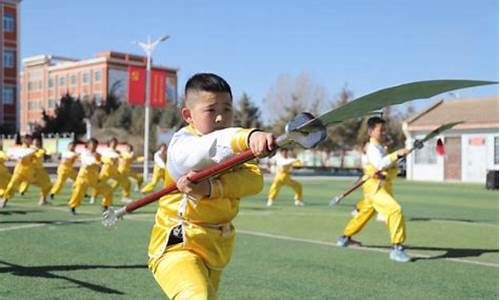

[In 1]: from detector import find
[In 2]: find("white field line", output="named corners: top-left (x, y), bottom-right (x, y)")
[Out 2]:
top-left (237, 229), bottom-right (499, 268)
top-left (2, 204), bottom-right (497, 268)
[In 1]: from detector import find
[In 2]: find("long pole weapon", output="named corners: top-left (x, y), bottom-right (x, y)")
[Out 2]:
top-left (102, 80), bottom-right (494, 226)
top-left (329, 121), bottom-right (464, 206)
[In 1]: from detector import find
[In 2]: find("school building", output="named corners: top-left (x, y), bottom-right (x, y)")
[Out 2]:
top-left (20, 51), bottom-right (178, 134)
top-left (0, 0), bottom-right (21, 133)
top-left (404, 95), bottom-right (499, 183)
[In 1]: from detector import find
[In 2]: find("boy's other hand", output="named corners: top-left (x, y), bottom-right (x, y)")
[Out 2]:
top-left (249, 131), bottom-right (276, 158)
top-left (176, 171), bottom-right (211, 199)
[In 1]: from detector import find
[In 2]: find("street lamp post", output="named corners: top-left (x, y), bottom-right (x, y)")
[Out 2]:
top-left (134, 35), bottom-right (169, 181)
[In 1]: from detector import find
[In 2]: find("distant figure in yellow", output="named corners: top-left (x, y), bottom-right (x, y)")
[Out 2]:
top-left (68, 138), bottom-right (113, 215)
top-left (0, 150), bottom-right (12, 196)
top-left (49, 141), bottom-right (79, 200)
top-left (266, 149), bottom-right (304, 207)
top-left (336, 116), bottom-right (411, 262)
top-left (141, 143), bottom-right (167, 193)
top-left (112, 143), bottom-right (144, 200)
top-left (90, 138), bottom-right (131, 203)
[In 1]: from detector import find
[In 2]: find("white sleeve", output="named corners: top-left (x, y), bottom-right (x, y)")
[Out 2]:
top-left (167, 127), bottom-right (243, 181)
top-left (154, 151), bottom-right (166, 169)
top-left (7, 147), bottom-right (36, 160)
top-left (275, 156), bottom-right (296, 167)
top-left (61, 151), bottom-right (77, 160)
top-left (366, 144), bottom-right (393, 170)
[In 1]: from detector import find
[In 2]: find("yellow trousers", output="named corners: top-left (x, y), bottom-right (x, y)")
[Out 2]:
top-left (141, 166), bottom-right (164, 193)
top-left (91, 164), bottom-right (131, 197)
top-left (3, 170), bottom-right (34, 200)
top-left (69, 169), bottom-right (113, 208)
top-left (0, 166), bottom-right (11, 196)
top-left (267, 172), bottom-right (302, 201)
top-left (112, 168), bottom-right (143, 191)
top-left (343, 180), bottom-right (406, 244)
top-left (50, 168), bottom-right (78, 195)
top-left (149, 250), bottom-right (222, 300)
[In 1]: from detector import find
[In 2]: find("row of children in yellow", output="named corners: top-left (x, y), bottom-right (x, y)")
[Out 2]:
top-left (0, 136), bottom-right (169, 215)
top-left (1, 73), bottom-right (412, 299)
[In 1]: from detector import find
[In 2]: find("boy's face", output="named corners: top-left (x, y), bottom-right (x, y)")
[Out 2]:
top-left (88, 142), bottom-right (97, 152)
top-left (369, 123), bottom-right (386, 142)
top-left (182, 91), bottom-right (233, 134)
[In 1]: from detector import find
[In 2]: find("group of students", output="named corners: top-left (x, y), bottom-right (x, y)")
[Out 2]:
top-left (0, 135), bottom-right (170, 215)
top-left (1, 73), bottom-right (412, 299)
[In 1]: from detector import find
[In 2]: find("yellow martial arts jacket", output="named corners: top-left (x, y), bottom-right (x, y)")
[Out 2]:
top-left (58, 150), bottom-right (79, 173)
top-left (148, 125), bottom-right (263, 270)
top-left (0, 151), bottom-right (10, 177)
top-left (274, 154), bottom-right (302, 176)
top-left (362, 138), bottom-right (399, 194)
top-left (117, 151), bottom-right (143, 173)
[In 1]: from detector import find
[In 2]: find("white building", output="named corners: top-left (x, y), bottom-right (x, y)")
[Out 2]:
top-left (404, 95), bottom-right (498, 183)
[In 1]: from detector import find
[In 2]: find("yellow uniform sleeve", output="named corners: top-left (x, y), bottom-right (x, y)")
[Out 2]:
top-left (135, 156), bottom-right (145, 162)
top-left (210, 161), bottom-right (263, 199)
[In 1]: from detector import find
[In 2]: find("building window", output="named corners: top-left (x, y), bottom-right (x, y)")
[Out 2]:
top-left (414, 138), bottom-right (437, 164)
top-left (48, 77), bottom-right (54, 88)
top-left (94, 70), bottom-right (101, 82)
top-left (71, 74), bottom-right (77, 86)
top-left (3, 87), bottom-right (14, 105)
top-left (3, 50), bottom-right (15, 68)
top-left (59, 76), bottom-right (66, 87)
top-left (94, 93), bottom-right (102, 105)
top-left (82, 72), bottom-right (89, 84)
top-left (3, 12), bottom-right (14, 32)
top-left (48, 99), bottom-right (56, 109)
top-left (494, 136), bottom-right (499, 165)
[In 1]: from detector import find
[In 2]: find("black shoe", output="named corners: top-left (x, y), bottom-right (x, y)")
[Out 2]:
top-left (70, 207), bottom-right (77, 216)
top-left (84, 194), bottom-right (89, 198)
top-left (102, 206), bottom-right (109, 212)
top-left (20, 192), bottom-right (25, 196)
top-left (50, 193), bottom-right (54, 200)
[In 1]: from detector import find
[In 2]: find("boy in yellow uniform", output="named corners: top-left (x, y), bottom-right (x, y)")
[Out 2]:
top-left (49, 142), bottom-right (79, 200)
top-left (0, 150), bottom-right (12, 196)
top-left (29, 137), bottom-right (53, 205)
top-left (141, 143), bottom-right (167, 193)
top-left (113, 143), bottom-right (143, 199)
top-left (148, 73), bottom-right (275, 299)
top-left (336, 116), bottom-right (411, 262)
top-left (68, 138), bottom-right (113, 215)
top-left (266, 148), bottom-right (304, 207)
top-left (91, 138), bottom-right (131, 203)
top-left (0, 135), bottom-right (37, 207)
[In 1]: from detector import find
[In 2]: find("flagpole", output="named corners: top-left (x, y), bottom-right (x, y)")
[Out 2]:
top-left (134, 35), bottom-right (169, 182)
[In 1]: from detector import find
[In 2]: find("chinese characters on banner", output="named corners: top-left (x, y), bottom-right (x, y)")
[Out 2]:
top-left (128, 66), bottom-right (172, 107)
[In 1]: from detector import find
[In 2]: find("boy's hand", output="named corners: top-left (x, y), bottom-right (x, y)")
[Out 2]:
top-left (396, 148), bottom-right (410, 158)
top-left (176, 171), bottom-right (211, 199)
top-left (249, 131), bottom-right (276, 158)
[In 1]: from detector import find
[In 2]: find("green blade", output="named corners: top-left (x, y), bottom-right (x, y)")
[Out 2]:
top-left (295, 80), bottom-right (496, 133)
top-left (420, 121), bottom-right (464, 143)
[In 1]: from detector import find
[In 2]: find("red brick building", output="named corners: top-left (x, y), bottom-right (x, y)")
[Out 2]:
top-left (0, 0), bottom-right (20, 133)
top-left (20, 51), bottom-right (178, 133)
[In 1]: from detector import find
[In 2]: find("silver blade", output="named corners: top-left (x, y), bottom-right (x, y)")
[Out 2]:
top-left (419, 121), bottom-right (464, 143)
top-left (294, 80), bottom-right (496, 133)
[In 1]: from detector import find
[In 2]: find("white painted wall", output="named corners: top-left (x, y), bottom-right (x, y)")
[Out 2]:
top-left (406, 128), bottom-right (498, 183)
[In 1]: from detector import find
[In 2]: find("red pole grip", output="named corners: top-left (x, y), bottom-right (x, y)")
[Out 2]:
top-left (125, 149), bottom-right (256, 213)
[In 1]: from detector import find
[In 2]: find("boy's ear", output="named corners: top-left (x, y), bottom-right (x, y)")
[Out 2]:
top-left (181, 107), bottom-right (193, 123)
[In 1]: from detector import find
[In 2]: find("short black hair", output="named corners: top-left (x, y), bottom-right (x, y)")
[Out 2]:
top-left (88, 138), bottom-right (98, 146)
top-left (108, 138), bottom-right (118, 145)
top-left (184, 73), bottom-right (232, 99)
top-left (367, 116), bottom-right (386, 130)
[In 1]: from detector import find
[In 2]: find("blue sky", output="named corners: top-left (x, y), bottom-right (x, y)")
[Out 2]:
top-left (22, 0), bottom-right (498, 120)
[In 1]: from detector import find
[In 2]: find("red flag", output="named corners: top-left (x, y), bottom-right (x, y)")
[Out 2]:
top-left (150, 69), bottom-right (166, 107)
top-left (128, 66), bottom-right (146, 105)
top-left (436, 138), bottom-right (445, 156)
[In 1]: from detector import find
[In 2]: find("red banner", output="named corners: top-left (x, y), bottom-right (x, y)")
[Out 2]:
top-left (150, 69), bottom-right (166, 107)
top-left (128, 66), bottom-right (146, 105)
top-left (128, 66), bottom-right (167, 107)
